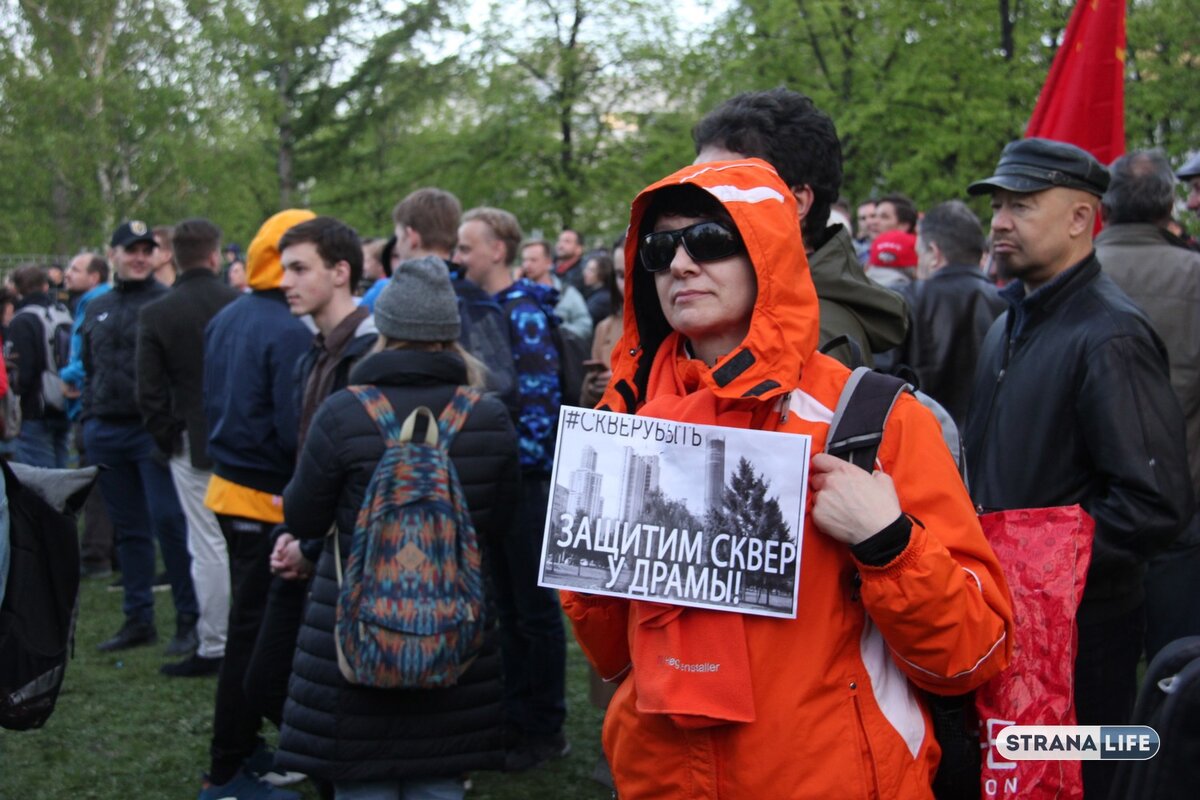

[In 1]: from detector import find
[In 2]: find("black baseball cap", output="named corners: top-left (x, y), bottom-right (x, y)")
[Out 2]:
top-left (110, 220), bottom-right (158, 249)
top-left (968, 138), bottom-right (1110, 198)
top-left (1176, 152), bottom-right (1200, 181)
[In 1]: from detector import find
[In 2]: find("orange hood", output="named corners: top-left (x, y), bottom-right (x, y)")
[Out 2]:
top-left (599, 159), bottom-right (819, 412)
top-left (247, 208), bottom-right (316, 291)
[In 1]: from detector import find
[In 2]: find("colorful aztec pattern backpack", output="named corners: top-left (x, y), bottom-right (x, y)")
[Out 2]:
top-left (334, 384), bottom-right (485, 689)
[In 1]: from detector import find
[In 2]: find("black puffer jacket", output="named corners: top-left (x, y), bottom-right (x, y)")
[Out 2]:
top-left (276, 349), bottom-right (519, 782)
top-left (965, 254), bottom-right (1194, 616)
top-left (80, 277), bottom-right (167, 421)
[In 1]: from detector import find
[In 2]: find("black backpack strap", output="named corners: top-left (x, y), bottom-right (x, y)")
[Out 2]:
top-left (819, 333), bottom-right (866, 369)
top-left (825, 367), bottom-right (910, 471)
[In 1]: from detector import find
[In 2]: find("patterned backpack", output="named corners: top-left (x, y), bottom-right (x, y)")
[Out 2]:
top-left (334, 385), bottom-right (485, 689)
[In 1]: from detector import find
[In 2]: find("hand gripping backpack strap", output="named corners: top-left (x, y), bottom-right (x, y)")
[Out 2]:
top-left (825, 367), bottom-right (909, 469)
top-left (827, 368), bottom-right (983, 800)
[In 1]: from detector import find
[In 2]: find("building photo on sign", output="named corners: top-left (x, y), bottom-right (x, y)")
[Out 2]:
top-left (538, 406), bottom-right (811, 618)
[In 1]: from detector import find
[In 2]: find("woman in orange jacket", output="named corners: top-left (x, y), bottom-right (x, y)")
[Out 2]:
top-left (560, 159), bottom-right (1014, 799)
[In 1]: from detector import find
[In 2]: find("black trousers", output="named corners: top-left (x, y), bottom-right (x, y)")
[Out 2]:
top-left (208, 514), bottom-right (275, 784)
top-left (244, 573), bottom-right (309, 727)
top-left (1074, 602), bottom-right (1145, 798)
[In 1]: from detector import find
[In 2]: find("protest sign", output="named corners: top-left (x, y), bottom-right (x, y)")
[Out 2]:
top-left (538, 406), bottom-right (810, 618)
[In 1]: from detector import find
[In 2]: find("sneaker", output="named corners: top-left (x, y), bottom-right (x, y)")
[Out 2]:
top-left (504, 730), bottom-right (571, 772)
top-left (160, 653), bottom-right (222, 677)
top-left (244, 743), bottom-right (307, 788)
top-left (197, 769), bottom-right (301, 800)
top-left (153, 570), bottom-right (170, 593)
top-left (97, 619), bottom-right (157, 652)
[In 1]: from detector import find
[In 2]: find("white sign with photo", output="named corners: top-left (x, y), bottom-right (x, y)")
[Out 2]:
top-left (538, 406), bottom-right (811, 619)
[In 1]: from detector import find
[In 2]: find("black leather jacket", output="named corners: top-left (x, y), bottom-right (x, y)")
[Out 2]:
top-left (965, 253), bottom-right (1194, 616)
top-left (899, 264), bottom-right (1006, 428)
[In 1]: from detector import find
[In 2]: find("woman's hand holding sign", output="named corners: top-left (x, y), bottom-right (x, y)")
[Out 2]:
top-left (809, 453), bottom-right (902, 545)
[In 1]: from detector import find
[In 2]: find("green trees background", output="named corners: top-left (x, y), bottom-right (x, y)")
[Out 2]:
top-left (2, 0), bottom-right (1197, 256)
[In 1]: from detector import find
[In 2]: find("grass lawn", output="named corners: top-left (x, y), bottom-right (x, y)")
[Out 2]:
top-left (0, 574), bottom-right (614, 800)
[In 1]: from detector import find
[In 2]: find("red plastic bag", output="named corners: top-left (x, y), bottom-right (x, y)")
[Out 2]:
top-left (975, 506), bottom-right (1093, 800)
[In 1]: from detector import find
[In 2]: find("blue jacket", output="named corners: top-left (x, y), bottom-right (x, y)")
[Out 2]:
top-left (60, 282), bottom-right (112, 420)
top-left (203, 289), bottom-right (312, 495)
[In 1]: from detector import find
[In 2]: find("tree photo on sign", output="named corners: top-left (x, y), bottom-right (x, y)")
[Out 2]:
top-left (704, 457), bottom-right (794, 608)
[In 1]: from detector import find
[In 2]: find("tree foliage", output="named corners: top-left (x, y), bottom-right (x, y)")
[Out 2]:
top-left (1, 0), bottom-right (1197, 256)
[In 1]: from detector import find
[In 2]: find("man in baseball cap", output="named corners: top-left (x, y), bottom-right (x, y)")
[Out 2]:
top-left (1176, 151), bottom-right (1200, 219)
top-left (965, 138), bottom-right (1194, 797)
top-left (85, 220), bottom-right (199, 655)
top-left (110, 219), bottom-right (158, 250)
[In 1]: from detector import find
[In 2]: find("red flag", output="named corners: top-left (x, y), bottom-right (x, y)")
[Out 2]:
top-left (1025, 0), bottom-right (1126, 165)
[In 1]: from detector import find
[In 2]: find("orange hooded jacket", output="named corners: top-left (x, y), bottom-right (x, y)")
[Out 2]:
top-left (561, 160), bottom-right (1013, 799)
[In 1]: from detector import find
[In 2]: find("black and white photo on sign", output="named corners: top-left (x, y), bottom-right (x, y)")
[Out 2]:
top-left (539, 406), bottom-right (811, 618)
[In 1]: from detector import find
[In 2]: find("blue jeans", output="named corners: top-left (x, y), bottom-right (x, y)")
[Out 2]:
top-left (15, 416), bottom-right (70, 468)
top-left (83, 418), bottom-right (197, 626)
top-left (490, 474), bottom-right (566, 736)
top-left (334, 778), bottom-right (464, 800)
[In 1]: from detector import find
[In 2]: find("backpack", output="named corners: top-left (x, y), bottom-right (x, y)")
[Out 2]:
top-left (333, 384), bottom-right (486, 689)
top-left (0, 460), bottom-right (98, 730)
top-left (453, 279), bottom-right (518, 414)
top-left (14, 302), bottom-right (73, 412)
top-left (826, 367), bottom-right (980, 800)
top-left (1109, 636), bottom-right (1200, 800)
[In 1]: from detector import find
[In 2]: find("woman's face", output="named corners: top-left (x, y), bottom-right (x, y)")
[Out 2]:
top-left (650, 214), bottom-right (756, 364)
top-left (583, 258), bottom-right (601, 287)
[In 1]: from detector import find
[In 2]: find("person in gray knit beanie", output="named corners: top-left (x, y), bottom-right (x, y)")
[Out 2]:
top-left (373, 255), bottom-right (462, 342)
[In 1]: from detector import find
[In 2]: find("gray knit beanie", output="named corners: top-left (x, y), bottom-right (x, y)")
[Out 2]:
top-left (374, 256), bottom-right (462, 342)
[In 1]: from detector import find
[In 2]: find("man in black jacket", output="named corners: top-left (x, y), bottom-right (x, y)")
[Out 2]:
top-left (137, 218), bottom-right (240, 676)
top-left (964, 138), bottom-right (1194, 797)
top-left (900, 201), bottom-right (1005, 428)
top-left (83, 220), bottom-right (199, 654)
top-left (7, 264), bottom-right (71, 467)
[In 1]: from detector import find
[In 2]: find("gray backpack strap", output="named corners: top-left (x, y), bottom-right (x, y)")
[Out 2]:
top-left (825, 367), bottom-right (910, 471)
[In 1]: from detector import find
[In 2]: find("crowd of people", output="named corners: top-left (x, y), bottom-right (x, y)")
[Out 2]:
top-left (1, 86), bottom-right (1198, 800)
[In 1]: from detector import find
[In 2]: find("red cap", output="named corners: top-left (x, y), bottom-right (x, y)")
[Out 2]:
top-left (869, 230), bottom-right (918, 268)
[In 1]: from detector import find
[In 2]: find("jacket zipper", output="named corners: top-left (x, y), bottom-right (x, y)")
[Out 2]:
top-left (850, 681), bottom-right (882, 799)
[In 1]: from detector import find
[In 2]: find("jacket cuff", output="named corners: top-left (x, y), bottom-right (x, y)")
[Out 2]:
top-left (850, 514), bottom-right (912, 566)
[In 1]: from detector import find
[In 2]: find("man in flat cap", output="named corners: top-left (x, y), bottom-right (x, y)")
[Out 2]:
top-left (1178, 151), bottom-right (1200, 220)
top-left (964, 138), bottom-right (1194, 796)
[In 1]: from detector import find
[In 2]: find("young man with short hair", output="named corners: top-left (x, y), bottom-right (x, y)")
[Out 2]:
top-left (60, 252), bottom-right (114, 578)
top-left (521, 239), bottom-right (592, 341)
top-left (393, 187), bottom-right (517, 411)
top-left (457, 207), bottom-right (569, 770)
top-left (82, 221), bottom-right (199, 654)
top-left (8, 264), bottom-right (72, 467)
top-left (553, 228), bottom-right (586, 292)
top-left (137, 218), bottom-right (241, 677)
top-left (240, 216), bottom-right (377, 758)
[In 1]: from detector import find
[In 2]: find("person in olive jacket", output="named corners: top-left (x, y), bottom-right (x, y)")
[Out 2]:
top-left (275, 257), bottom-right (519, 798)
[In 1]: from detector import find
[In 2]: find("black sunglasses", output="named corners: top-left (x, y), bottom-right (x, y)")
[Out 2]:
top-left (639, 220), bottom-right (744, 273)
